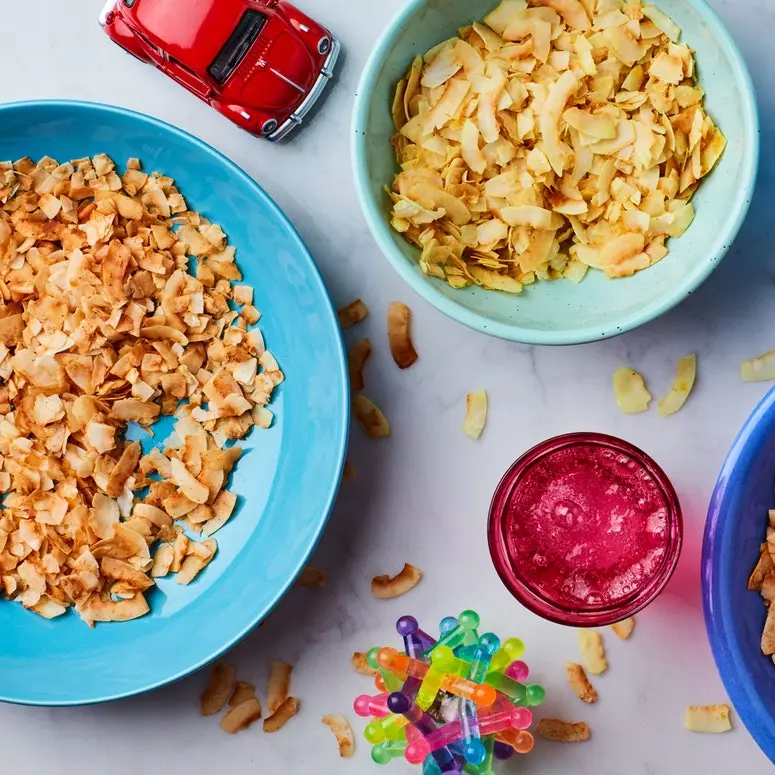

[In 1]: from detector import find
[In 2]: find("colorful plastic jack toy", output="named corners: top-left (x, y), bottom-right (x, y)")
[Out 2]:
top-left (354, 611), bottom-right (545, 774)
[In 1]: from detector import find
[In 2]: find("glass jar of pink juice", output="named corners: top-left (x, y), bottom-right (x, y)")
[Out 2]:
top-left (488, 433), bottom-right (683, 627)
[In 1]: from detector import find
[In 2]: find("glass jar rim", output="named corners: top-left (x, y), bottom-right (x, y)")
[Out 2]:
top-left (487, 432), bottom-right (683, 628)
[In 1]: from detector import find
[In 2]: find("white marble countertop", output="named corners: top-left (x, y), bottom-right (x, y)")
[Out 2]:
top-left (1, 0), bottom-right (774, 773)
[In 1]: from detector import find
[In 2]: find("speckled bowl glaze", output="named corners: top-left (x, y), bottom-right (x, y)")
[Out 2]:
top-left (353, 0), bottom-right (759, 345)
top-left (0, 101), bottom-right (348, 705)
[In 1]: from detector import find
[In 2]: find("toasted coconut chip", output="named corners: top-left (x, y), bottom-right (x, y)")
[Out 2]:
top-left (387, 302), bottom-right (418, 369)
top-left (741, 350), bottom-right (775, 382)
top-left (352, 652), bottom-right (379, 676)
top-left (565, 663), bottom-right (598, 704)
top-left (338, 299), bottom-right (369, 329)
top-left (371, 563), bottom-right (423, 599)
top-left (463, 389), bottom-right (488, 440)
top-left (297, 566), bottom-right (327, 588)
top-left (151, 543), bottom-right (174, 577)
top-left (343, 460), bottom-right (357, 482)
top-left (201, 664), bottom-right (237, 716)
top-left (684, 705), bottom-right (732, 734)
top-left (268, 660), bottom-right (293, 715)
top-left (221, 698), bottom-right (263, 734)
top-left (537, 719), bottom-right (591, 742)
top-left (32, 596), bottom-right (68, 619)
top-left (578, 629), bottom-right (607, 675)
top-left (322, 714), bottom-right (356, 758)
top-left (762, 605), bottom-right (775, 655)
top-left (749, 548), bottom-right (774, 592)
top-left (176, 538), bottom-right (216, 585)
top-left (611, 616), bottom-right (636, 640)
top-left (658, 354), bottom-right (697, 417)
top-left (133, 503), bottom-right (172, 527)
top-left (106, 441), bottom-right (142, 497)
top-left (100, 557), bottom-right (155, 590)
top-left (263, 696), bottom-right (299, 732)
top-left (642, 4), bottom-right (681, 42)
top-left (762, 573), bottom-right (775, 603)
top-left (170, 457), bottom-right (210, 504)
top-left (79, 594), bottom-right (150, 623)
top-left (348, 339), bottom-right (372, 393)
top-left (354, 394), bottom-right (391, 439)
top-left (613, 367), bottom-right (652, 414)
top-left (229, 680), bottom-right (257, 708)
top-left (201, 490), bottom-right (238, 537)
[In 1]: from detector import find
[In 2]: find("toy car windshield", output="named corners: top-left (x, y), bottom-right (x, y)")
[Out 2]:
top-left (208, 10), bottom-right (267, 84)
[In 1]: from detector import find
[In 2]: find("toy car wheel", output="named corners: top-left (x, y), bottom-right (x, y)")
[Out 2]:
top-left (261, 119), bottom-right (279, 136)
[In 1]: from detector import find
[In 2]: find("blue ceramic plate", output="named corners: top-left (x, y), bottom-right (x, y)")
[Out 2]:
top-left (704, 386), bottom-right (775, 763)
top-left (0, 101), bottom-right (348, 706)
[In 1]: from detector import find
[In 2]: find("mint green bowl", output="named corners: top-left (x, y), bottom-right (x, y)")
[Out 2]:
top-left (352, 0), bottom-right (759, 345)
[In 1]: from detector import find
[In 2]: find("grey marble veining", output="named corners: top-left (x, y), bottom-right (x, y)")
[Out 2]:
top-left (0, 0), bottom-right (774, 773)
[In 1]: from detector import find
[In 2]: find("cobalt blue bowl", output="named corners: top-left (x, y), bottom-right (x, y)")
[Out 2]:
top-left (0, 101), bottom-right (348, 705)
top-left (704, 386), bottom-right (775, 762)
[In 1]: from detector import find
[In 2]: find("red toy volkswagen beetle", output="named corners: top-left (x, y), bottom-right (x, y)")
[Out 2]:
top-left (99, 0), bottom-right (339, 141)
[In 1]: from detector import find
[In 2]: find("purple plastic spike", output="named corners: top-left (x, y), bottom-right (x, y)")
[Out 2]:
top-left (389, 692), bottom-right (459, 773)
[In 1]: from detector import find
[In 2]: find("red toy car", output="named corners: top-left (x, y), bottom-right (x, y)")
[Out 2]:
top-left (99, 0), bottom-right (339, 141)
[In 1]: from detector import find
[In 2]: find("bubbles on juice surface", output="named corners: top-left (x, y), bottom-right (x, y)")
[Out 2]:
top-left (505, 443), bottom-right (672, 609)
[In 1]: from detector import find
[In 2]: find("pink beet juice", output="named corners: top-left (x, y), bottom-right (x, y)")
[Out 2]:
top-left (488, 433), bottom-right (682, 627)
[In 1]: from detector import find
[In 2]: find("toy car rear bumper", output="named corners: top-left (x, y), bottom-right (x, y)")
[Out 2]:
top-left (98, 0), bottom-right (115, 26)
top-left (268, 37), bottom-right (340, 142)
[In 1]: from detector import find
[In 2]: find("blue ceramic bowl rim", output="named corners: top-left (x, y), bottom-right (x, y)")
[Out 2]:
top-left (703, 385), bottom-right (775, 761)
top-left (352, 0), bottom-right (760, 346)
top-left (0, 99), bottom-right (349, 705)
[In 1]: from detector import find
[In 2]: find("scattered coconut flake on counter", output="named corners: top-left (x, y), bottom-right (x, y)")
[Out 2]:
top-left (388, 0), bottom-right (726, 292)
top-left (613, 367), bottom-right (652, 413)
top-left (267, 660), bottom-right (294, 715)
top-left (354, 394), bottom-right (391, 439)
top-left (348, 339), bottom-right (372, 392)
top-left (684, 704), bottom-right (733, 733)
top-left (537, 718), bottom-right (591, 742)
top-left (263, 697), bottom-right (300, 733)
top-left (322, 714), bottom-right (356, 758)
top-left (659, 354), bottom-right (697, 416)
top-left (741, 350), bottom-right (775, 382)
top-left (296, 566), bottom-right (328, 588)
top-left (338, 299), bottom-right (370, 329)
top-left (611, 616), bottom-right (636, 640)
top-left (463, 389), bottom-right (488, 439)
top-left (371, 563), bottom-right (423, 599)
top-left (201, 664), bottom-right (237, 716)
top-left (578, 629), bottom-right (608, 675)
top-left (221, 697), bottom-right (262, 734)
top-left (229, 681), bottom-right (257, 708)
top-left (388, 302), bottom-right (419, 369)
top-left (352, 651), bottom-right (379, 676)
top-left (566, 663), bottom-right (598, 704)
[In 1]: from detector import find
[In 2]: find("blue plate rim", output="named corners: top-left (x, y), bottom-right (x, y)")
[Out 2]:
top-left (351, 0), bottom-right (761, 346)
top-left (703, 385), bottom-right (775, 762)
top-left (0, 99), bottom-right (350, 706)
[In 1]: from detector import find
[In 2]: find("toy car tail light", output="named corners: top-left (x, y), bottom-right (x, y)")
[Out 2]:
top-left (317, 37), bottom-right (331, 55)
top-left (261, 119), bottom-right (279, 136)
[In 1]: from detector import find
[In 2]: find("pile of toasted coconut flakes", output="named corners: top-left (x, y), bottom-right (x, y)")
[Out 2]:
top-left (0, 153), bottom-right (280, 625)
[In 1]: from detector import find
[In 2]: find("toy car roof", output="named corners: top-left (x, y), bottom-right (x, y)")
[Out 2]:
top-left (127, 0), bottom-right (247, 75)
